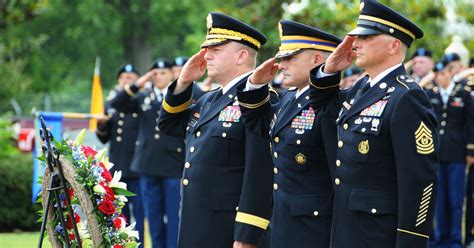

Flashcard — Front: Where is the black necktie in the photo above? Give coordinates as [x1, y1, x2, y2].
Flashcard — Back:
[354, 81, 371, 103]
[158, 92, 163, 102]
[360, 81, 371, 94]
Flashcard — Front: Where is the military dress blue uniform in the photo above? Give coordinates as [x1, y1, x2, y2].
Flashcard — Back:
[158, 12, 274, 248]
[236, 20, 342, 248]
[309, 2, 439, 247]
[463, 76, 474, 246]
[424, 59, 474, 248]
[96, 64, 145, 246]
[110, 59, 189, 248]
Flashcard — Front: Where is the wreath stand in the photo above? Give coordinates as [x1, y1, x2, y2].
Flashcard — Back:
[37, 116, 104, 248]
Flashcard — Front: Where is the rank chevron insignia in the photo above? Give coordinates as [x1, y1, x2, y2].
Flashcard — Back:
[415, 121, 434, 155]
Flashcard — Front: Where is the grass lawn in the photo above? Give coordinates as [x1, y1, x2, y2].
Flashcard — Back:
[0, 232, 52, 248]
[0, 229, 150, 247]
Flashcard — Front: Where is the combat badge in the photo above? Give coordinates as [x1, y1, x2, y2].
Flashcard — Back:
[295, 153, 307, 164]
[358, 140, 369, 154]
[415, 121, 434, 154]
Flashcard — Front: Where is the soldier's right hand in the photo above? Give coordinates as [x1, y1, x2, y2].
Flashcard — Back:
[418, 71, 435, 88]
[324, 36, 356, 74]
[176, 49, 207, 89]
[95, 114, 109, 124]
[135, 69, 158, 88]
[250, 58, 279, 85]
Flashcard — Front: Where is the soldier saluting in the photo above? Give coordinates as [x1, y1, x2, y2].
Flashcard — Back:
[158, 12, 273, 248]
[309, 1, 439, 247]
[111, 59, 187, 248]
[236, 20, 341, 247]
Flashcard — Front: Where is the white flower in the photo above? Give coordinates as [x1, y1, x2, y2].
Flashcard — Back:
[106, 160, 114, 170]
[109, 171, 127, 190]
[124, 222, 139, 239]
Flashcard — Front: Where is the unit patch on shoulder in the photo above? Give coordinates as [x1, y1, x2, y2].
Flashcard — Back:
[415, 121, 434, 155]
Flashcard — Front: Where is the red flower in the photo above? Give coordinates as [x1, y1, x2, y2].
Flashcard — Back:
[119, 213, 127, 224]
[99, 182, 115, 200]
[81, 145, 97, 158]
[98, 200, 116, 215]
[113, 245, 123, 248]
[69, 233, 75, 241]
[67, 188, 75, 199]
[99, 162, 112, 182]
[66, 212, 81, 230]
[113, 217, 125, 230]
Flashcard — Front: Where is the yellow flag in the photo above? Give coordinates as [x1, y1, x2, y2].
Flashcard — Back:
[89, 57, 104, 131]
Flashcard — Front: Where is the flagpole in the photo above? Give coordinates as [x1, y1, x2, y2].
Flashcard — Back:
[89, 56, 105, 131]
[32, 111, 107, 120]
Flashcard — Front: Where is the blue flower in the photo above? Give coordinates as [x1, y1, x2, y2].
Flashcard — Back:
[91, 166, 104, 179]
[54, 223, 64, 236]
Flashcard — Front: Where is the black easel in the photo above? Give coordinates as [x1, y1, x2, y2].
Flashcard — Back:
[37, 116, 82, 248]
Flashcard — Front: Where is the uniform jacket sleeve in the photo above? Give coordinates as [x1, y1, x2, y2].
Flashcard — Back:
[463, 89, 474, 156]
[232, 83, 275, 244]
[390, 88, 439, 247]
[158, 80, 194, 138]
[319, 103, 339, 182]
[309, 64, 343, 110]
[96, 118, 111, 144]
[95, 103, 112, 144]
[233, 130, 274, 245]
[308, 64, 348, 181]
[109, 84, 140, 113]
[237, 84, 274, 138]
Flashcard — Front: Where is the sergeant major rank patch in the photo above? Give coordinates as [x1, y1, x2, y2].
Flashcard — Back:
[415, 121, 434, 155]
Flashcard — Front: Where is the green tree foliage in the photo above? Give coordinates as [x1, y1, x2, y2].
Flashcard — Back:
[1, 0, 473, 114]
[0, 115, 39, 231]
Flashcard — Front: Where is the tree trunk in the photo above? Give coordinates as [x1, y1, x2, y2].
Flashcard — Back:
[119, 0, 153, 74]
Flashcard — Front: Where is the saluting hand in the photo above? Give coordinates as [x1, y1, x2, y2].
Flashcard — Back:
[95, 114, 110, 125]
[467, 156, 474, 167]
[324, 36, 357, 74]
[250, 58, 279, 85]
[135, 69, 159, 88]
[175, 49, 207, 94]
[233, 241, 256, 248]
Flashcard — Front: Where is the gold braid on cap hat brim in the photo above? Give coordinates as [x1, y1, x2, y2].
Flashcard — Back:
[207, 28, 261, 49]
